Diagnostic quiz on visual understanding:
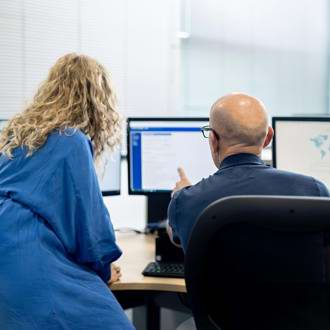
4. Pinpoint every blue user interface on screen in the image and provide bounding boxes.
[128,119,216,194]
